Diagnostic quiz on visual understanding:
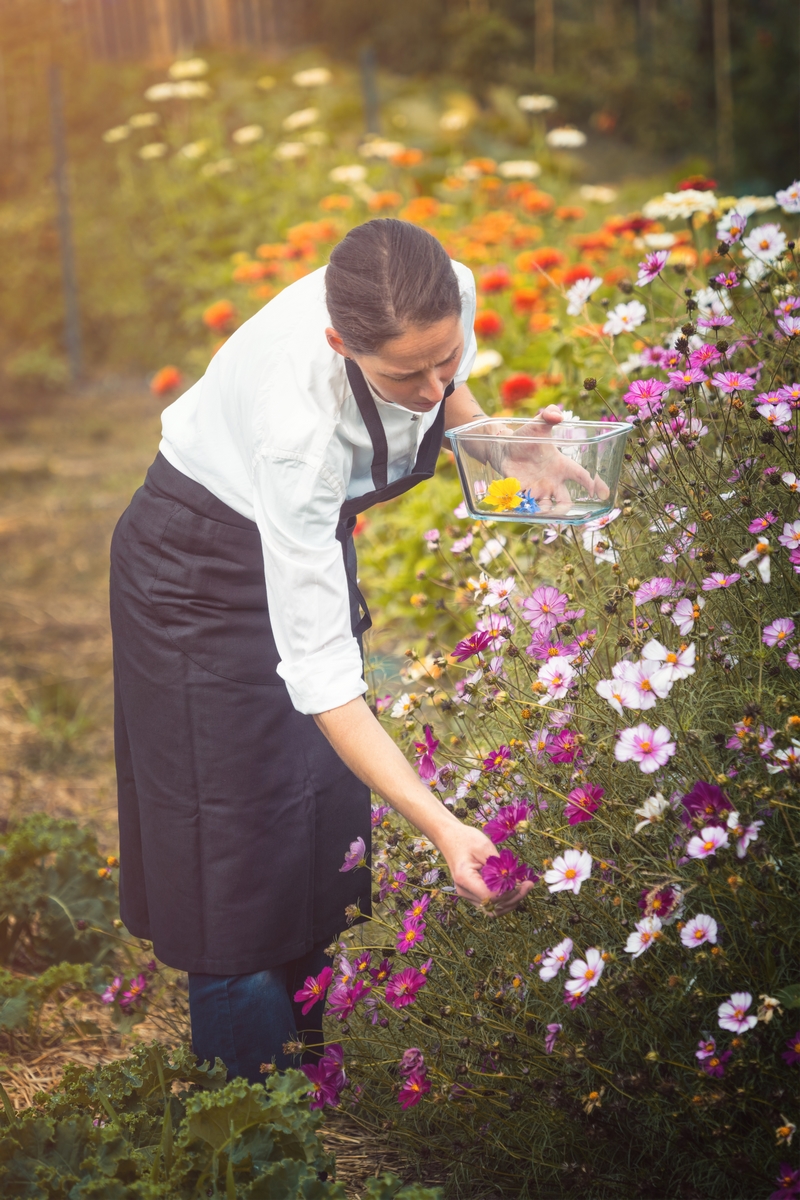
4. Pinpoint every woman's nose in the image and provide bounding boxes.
[418,371,447,403]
